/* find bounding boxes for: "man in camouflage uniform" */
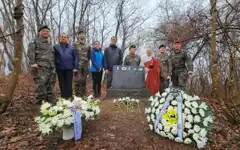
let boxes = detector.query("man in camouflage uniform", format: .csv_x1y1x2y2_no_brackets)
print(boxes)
170,40,193,91
73,26,91,97
28,25,56,104
157,44,172,93
124,45,141,66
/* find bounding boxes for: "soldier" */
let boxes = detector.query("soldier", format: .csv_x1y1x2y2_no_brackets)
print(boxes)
170,40,193,91
73,26,91,97
123,45,141,66
157,44,172,93
28,25,56,104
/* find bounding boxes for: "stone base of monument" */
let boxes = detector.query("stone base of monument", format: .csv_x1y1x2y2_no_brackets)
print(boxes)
106,88,151,99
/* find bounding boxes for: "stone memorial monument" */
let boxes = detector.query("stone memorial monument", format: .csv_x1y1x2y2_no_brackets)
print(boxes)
107,65,151,98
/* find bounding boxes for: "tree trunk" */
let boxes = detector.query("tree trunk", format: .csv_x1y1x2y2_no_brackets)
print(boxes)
0,0,24,114
210,0,219,99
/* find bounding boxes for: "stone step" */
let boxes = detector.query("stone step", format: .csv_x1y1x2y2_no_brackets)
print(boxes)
106,88,151,99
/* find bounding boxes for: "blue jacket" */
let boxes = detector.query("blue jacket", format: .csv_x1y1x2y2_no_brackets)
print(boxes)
91,48,104,72
54,43,78,71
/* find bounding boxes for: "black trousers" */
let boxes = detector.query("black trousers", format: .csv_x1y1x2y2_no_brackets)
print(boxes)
57,70,73,99
92,72,103,97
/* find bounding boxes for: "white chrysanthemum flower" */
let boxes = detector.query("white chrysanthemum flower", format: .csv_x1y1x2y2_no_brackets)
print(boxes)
188,129,195,135
162,92,167,97
191,108,197,114
164,126,171,133
154,101,160,107
203,120,208,127
168,133,175,140
56,119,64,128
40,102,51,111
171,100,178,106
155,108,160,115
184,138,192,144
199,102,208,110
156,92,161,97
194,115,201,123
171,127,177,135
149,96,154,101
192,95,200,100
160,131,167,137
152,107,156,113
196,138,207,149
185,122,192,129
205,116,213,123
165,88,170,93
51,116,59,126
145,108,148,114
39,123,52,135
151,114,155,121
168,106,174,110
186,115,193,122
161,119,168,126
151,101,155,107
191,101,198,108
158,123,163,130
149,124,153,130
199,109,205,117
199,129,207,137
183,132,187,138
156,128,161,134
197,137,208,149
182,104,185,109
182,93,189,100
175,137,183,142
160,98,165,104
193,133,200,142
159,104,163,109
185,101,191,108
147,116,150,122
194,125,201,133
184,108,191,114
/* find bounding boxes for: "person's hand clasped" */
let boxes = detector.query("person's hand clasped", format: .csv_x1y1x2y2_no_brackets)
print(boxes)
98,68,102,72
31,64,38,68
73,69,78,73
188,71,193,76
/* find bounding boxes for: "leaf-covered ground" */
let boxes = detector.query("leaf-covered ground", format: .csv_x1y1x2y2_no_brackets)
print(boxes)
0,75,239,150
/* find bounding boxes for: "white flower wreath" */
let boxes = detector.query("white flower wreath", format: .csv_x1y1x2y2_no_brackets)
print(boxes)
145,88,213,149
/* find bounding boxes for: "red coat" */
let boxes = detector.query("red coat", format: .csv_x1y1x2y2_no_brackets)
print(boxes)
144,57,160,95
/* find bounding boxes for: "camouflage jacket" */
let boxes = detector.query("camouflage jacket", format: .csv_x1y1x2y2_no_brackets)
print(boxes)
124,54,141,66
157,53,172,78
27,37,55,68
170,50,193,72
73,41,91,67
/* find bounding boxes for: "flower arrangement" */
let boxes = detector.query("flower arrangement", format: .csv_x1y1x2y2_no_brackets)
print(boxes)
35,95,100,135
145,88,213,149
113,97,140,113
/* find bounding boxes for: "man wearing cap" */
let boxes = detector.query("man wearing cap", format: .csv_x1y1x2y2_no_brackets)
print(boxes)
73,26,91,97
157,44,172,93
28,25,56,104
170,40,193,91
104,36,123,88
123,45,141,66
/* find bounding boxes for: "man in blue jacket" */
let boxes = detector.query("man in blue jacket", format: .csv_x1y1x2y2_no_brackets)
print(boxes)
54,33,78,99
104,36,123,88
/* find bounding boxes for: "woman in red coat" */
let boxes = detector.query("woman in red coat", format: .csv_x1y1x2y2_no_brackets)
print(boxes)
141,48,160,95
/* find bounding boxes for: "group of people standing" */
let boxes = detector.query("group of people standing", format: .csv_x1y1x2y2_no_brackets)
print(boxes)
28,25,193,105
28,25,122,104
139,40,193,95
122,40,193,95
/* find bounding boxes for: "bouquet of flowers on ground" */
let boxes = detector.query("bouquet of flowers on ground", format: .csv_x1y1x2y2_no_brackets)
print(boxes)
145,88,213,149
113,97,140,113
35,95,100,135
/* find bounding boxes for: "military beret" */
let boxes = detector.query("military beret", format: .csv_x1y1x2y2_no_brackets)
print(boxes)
38,25,50,32
159,44,165,49
78,26,85,34
174,40,180,44
129,45,136,50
